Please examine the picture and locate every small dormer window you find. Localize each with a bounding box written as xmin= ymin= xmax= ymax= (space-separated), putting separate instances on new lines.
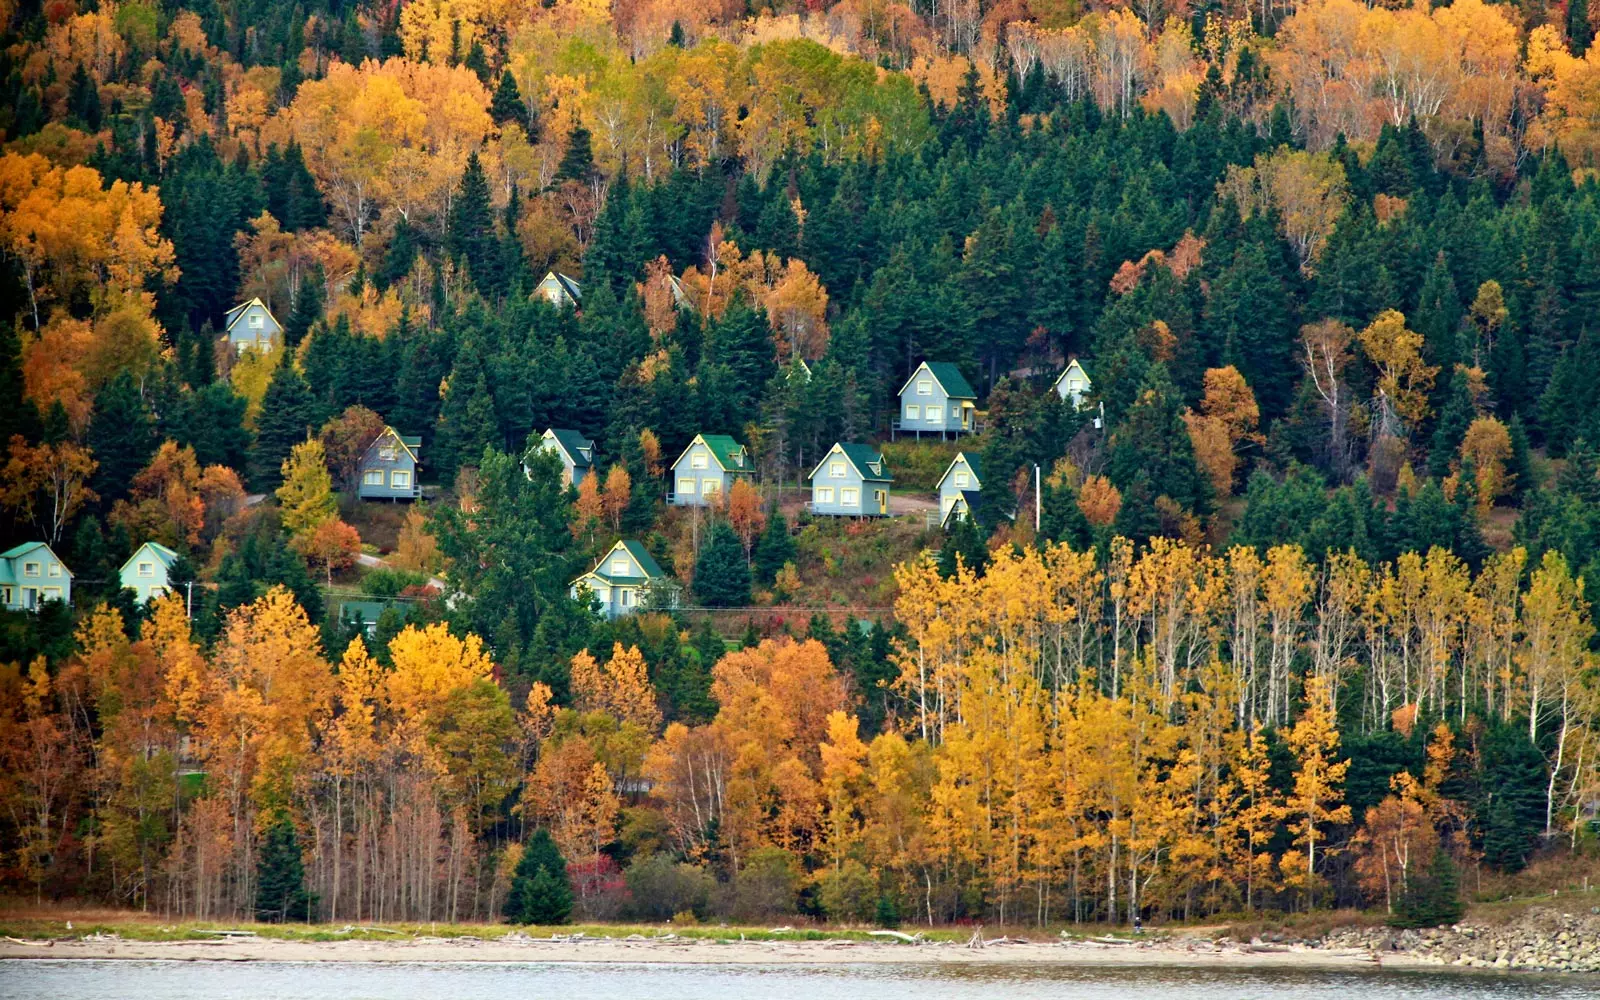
xmin=579 ymin=447 xmax=592 ymax=461
xmin=917 ymin=380 xmax=931 ymax=395
xmin=868 ymin=462 xmax=882 ymax=476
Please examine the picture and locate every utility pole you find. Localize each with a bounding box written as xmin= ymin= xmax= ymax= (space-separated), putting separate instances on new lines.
xmin=185 ymin=580 xmax=194 ymax=620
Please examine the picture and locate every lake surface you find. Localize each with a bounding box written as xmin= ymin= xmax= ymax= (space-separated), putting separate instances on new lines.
xmin=1 ymin=960 xmax=1594 ymax=1000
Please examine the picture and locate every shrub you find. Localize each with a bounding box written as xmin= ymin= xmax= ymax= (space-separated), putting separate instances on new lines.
xmin=817 ymin=859 xmax=877 ymax=923
xmin=362 ymin=566 xmax=427 ymax=597
xmin=728 ymin=846 xmax=801 ymax=922
xmin=624 ymin=853 xmax=714 ymax=920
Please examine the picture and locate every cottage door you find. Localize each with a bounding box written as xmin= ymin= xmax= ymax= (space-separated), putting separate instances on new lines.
xmin=876 ymin=490 xmax=887 ymax=515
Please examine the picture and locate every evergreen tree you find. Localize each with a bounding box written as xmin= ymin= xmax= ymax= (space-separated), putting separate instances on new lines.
xmin=87 ymin=372 xmax=158 ymax=506
xmin=284 ymin=267 xmax=324 ymax=348
xmin=448 ymin=152 xmax=499 ymax=294
xmin=753 ymin=511 xmax=796 ymax=585
xmin=555 ymin=125 xmax=595 ymax=184
xmin=1428 ymin=367 xmax=1476 ymax=478
xmin=255 ymin=817 xmax=313 ymax=922
xmin=67 ymin=63 xmax=102 ymax=130
xmin=1570 ymin=0 xmax=1594 ymax=57
xmin=250 ymin=360 xmax=319 ymax=490
xmin=504 ymin=828 xmax=573 ymax=924
xmin=1391 ymin=849 xmax=1464 ymax=929
xmin=175 ymin=382 xmax=252 ymax=471
xmin=376 ymin=218 xmax=419 ymax=291
xmin=937 ymin=515 xmax=990 ymax=578
xmin=490 ymin=69 xmax=524 ymax=126
xmin=694 ymin=521 xmax=751 ymax=607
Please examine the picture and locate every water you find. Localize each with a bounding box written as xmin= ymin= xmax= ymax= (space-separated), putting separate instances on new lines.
xmin=2 ymin=960 xmax=1594 ymax=1000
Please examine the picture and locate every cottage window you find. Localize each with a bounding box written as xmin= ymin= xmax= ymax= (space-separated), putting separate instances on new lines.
xmin=955 ymin=472 xmax=969 ymax=488
xmin=364 ymin=470 xmax=385 ymax=485
xmin=43 ymin=588 xmax=61 ymax=602
xmin=841 ymin=487 xmax=859 ymax=506
xmin=701 ymin=478 xmax=721 ymax=496
xmin=926 ymin=406 xmax=942 ymax=422
xmin=23 ymin=561 xmax=39 ymax=577
xmin=816 ymin=487 xmax=835 ymax=503
xmin=249 ymin=313 xmax=263 ymax=329
xmin=621 ymin=589 xmax=634 ymax=607
xmin=47 ymin=563 xmax=61 ymax=576
xmin=691 ymin=452 xmax=708 ymax=470
xmin=138 ymin=562 xmax=154 ymax=577
xmin=390 ymin=470 xmax=412 ymax=489
xmin=678 ymin=478 xmax=696 ymax=495
xmin=0 ymin=587 xmax=10 ymax=605
xmin=905 ymin=405 xmax=920 ymax=420
xmin=150 ymin=586 xmax=167 ymax=600
xmin=829 ymin=462 xmax=845 ymax=478
xmin=917 ymin=380 xmax=932 ymax=395
xmin=611 ymin=558 xmax=630 ymax=576
xmin=379 ymin=445 xmax=397 ymax=461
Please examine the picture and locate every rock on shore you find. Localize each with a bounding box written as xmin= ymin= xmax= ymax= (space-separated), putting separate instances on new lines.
xmin=1320 ymin=906 xmax=1600 ymax=973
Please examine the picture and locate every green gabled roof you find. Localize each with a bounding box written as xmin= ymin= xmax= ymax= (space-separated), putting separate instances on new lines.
xmin=399 ymin=435 xmax=422 ymax=450
xmin=546 ymin=428 xmax=595 ymax=470
xmin=581 ymin=540 xmax=666 ymax=587
xmin=813 ymin=442 xmax=891 ymax=483
xmin=700 ymin=434 xmax=748 ymax=472
xmin=0 ymin=541 xmax=50 ymax=561
xmin=903 ymin=362 xmax=976 ymax=400
xmin=120 ymin=541 xmax=179 ymax=575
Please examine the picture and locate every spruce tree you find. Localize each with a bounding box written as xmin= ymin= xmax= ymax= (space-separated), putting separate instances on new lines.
xmin=555 ymin=125 xmax=595 ymax=184
xmin=251 ymin=360 xmax=319 ymax=490
xmin=255 ymin=817 xmax=314 ymax=922
xmin=1570 ymin=0 xmax=1593 ymax=57
xmin=753 ymin=511 xmax=796 ymax=585
xmin=448 ymin=152 xmax=498 ymax=294
xmin=1391 ymin=850 xmax=1464 ymax=929
xmin=694 ymin=521 xmax=751 ymax=607
xmin=87 ymin=372 xmax=158 ymax=506
xmin=490 ymin=69 xmax=524 ymax=126
xmin=1428 ymin=368 xmax=1476 ymax=478
xmin=504 ymin=828 xmax=573 ymax=925
xmin=937 ymin=515 xmax=990 ymax=579
xmin=284 ymin=267 xmax=325 ymax=348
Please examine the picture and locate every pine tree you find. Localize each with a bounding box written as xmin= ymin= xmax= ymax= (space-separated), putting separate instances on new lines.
xmin=284 ymin=266 xmax=325 ymax=348
xmin=555 ymin=125 xmax=595 ymax=184
xmin=251 ymin=361 xmax=319 ymax=490
xmin=67 ymin=63 xmax=102 ymax=130
xmin=1428 ymin=367 xmax=1476 ymax=478
xmin=694 ymin=521 xmax=751 ymax=607
xmin=377 ymin=218 xmax=419 ymax=291
xmin=490 ymin=69 xmax=524 ymax=126
xmin=753 ymin=511 xmax=796 ymax=585
xmin=255 ymin=817 xmax=313 ymax=922
xmin=87 ymin=371 xmax=158 ymax=506
xmin=937 ymin=515 xmax=989 ymax=578
xmin=504 ymin=828 xmax=573 ymax=924
xmin=1391 ymin=849 xmax=1464 ymax=928
xmin=1570 ymin=0 xmax=1594 ymax=57
xmin=448 ymin=152 xmax=499 ymax=294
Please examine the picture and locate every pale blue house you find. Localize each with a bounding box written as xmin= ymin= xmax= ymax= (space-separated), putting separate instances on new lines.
xmin=936 ymin=452 xmax=983 ymax=528
xmin=896 ymin=362 xmax=977 ymax=438
xmin=571 ymin=540 xmax=674 ymax=618
xmin=529 ymin=428 xmax=595 ymax=488
xmin=536 ymin=271 xmax=582 ymax=310
xmin=357 ymin=426 xmax=422 ymax=500
xmin=120 ymin=541 xmax=180 ymax=604
xmin=669 ymin=434 xmax=751 ymax=506
xmin=224 ymin=297 xmax=283 ymax=353
xmin=809 ymin=442 xmax=892 ymax=517
xmin=0 ymin=541 xmax=72 ymax=610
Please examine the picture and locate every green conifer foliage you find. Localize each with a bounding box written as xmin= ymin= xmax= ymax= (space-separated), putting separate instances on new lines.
xmin=255 ymin=818 xmax=314 ymax=922
xmin=694 ymin=521 xmax=751 ymax=607
xmin=504 ymin=828 xmax=573 ymax=925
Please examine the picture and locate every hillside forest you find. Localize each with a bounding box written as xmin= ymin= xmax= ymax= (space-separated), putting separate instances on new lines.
xmin=2 ymin=0 xmax=1600 ymax=929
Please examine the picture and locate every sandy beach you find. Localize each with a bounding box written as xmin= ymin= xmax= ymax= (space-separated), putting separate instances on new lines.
xmin=0 ymin=933 xmax=1411 ymax=969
